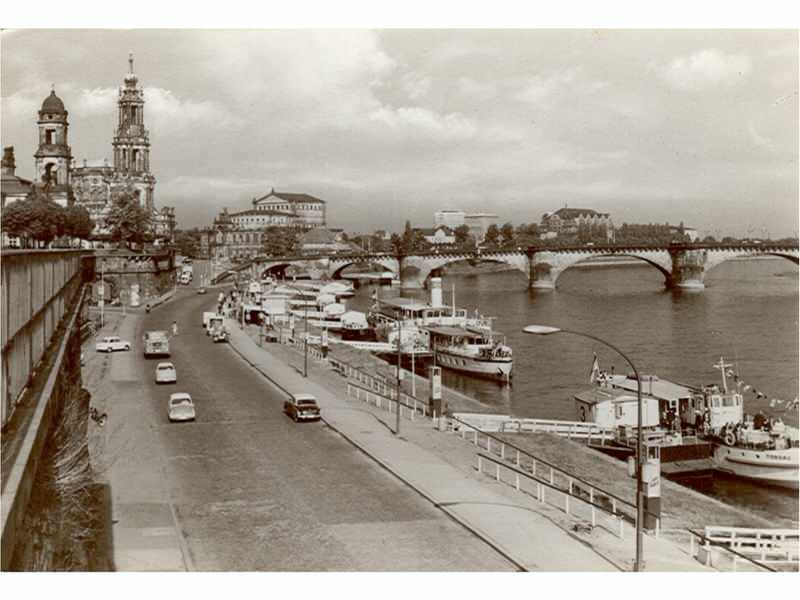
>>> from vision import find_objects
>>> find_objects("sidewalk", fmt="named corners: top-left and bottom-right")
top-left (85, 313), bottom-right (190, 571)
top-left (228, 321), bottom-right (713, 571)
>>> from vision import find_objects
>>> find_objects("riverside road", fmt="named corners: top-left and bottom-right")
top-left (121, 288), bottom-right (514, 571)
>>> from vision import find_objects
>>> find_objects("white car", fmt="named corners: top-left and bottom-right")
top-left (95, 336), bottom-right (131, 353)
top-left (155, 362), bottom-right (177, 384)
top-left (168, 393), bottom-right (195, 422)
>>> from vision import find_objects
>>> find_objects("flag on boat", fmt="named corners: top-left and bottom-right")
top-left (589, 353), bottom-right (600, 384)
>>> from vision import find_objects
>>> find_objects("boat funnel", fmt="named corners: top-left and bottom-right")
top-left (430, 277), bottom-right (443, 308)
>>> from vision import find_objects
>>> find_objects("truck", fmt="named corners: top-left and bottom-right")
top-left (203, 311), bottom-right (219, 335)
top-left (208, 316), bottom-right (228, 342)
top-left (143, 330), bottom-right (170, 358)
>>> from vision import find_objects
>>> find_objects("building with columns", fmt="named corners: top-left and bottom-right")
top-left (207, 189), bottom-right (328, 260)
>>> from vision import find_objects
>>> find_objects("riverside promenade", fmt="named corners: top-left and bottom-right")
top-left (227, 320), bottom-right (713, 571)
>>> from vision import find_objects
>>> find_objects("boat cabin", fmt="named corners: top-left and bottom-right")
top-left (678, 387), bottom-right (744, 432)
top-left (425, 325), bottom-right (495, 349)
top-left (573, 387), bottom-right (660, 429)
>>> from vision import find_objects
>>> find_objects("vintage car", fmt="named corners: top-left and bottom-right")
top-left (168, 393), bottom-right (195, 422)
top-left (284, 393), bottom-right (321, 422)
top-left (155, 362), bottom-right (177, 384)
top-left (95, 336), bottom-right (131, 353)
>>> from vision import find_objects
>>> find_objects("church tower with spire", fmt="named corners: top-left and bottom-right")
top-left (111, 52), bottom-right (156, 210)
top-left (33, 87), bottom-right (73, 206)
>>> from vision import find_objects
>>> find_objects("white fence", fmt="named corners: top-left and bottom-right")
top-left (477, 452), bottom-right (627, 539)
top-left (452, 412), bottom-right (614, 441)
top-left (702, 526), bottom-right (799, 568)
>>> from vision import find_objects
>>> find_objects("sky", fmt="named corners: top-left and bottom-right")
top-left (2, 29), bottom-right (798, 236)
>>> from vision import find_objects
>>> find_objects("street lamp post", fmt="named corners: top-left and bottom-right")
top-left (100, 258), bottom-right (106, 329)
top-left (522, 324), bottom-right (645, 572)
top-left (395, 315), bottom-right (402, 435)
top-left (283, 281), bottom-right (309, 378)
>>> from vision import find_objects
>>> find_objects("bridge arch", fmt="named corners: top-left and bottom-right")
top-left (401, 252), bottom-right (530, 288)
top-left (530, 248), bottom-right (673, 290)
top-left (701, 249), bottom-right (799, 279)
top-left (330, 256), bottom-right (399, 280)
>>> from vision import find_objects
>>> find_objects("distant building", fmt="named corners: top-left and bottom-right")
top-left (1, 147), bottom-right (34, 247)
top-left (415, 225), bottom-right (456, 247)
top-left (435, 209), bottom-right (466, 229)
top-left (208, 188), bottom-right (329, 260)
top-left (464, 213), bottom-right (498, 243)
top-left (540, 207), bottom-right (613, 240)
top-left (668, 224), bottom-right (699, 242)
top-left (298, 228), bottom-right (357, 255)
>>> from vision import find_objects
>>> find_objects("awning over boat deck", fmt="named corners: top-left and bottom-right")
top-left (609, 375), bottom-right (697, 402)
top-left (425, 325), bottom-right (501, 338)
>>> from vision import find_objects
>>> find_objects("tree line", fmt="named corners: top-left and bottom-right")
top-left (2, 186), bottom-right (156, 249)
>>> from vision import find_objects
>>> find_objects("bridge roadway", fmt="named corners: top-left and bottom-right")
top-left (223, 241), bottom-right (799, 290)
top-left (113, 287), bottom-right (514, 570)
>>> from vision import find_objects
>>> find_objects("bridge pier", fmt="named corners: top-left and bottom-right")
top-left (669, 249), bottom-right (708, 291)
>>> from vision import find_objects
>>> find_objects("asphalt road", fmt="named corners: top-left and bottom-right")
top-left (134, 284), bottom-right (514, 570)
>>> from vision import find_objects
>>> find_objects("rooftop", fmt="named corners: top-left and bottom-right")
top-left (255, 189), bottom-right (325, 205)
top-left (548, 208), bottom-right (610, 219)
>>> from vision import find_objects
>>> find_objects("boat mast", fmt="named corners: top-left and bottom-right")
top-left (713, 356), bottom-right (733, 393)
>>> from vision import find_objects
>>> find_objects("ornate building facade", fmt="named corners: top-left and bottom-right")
top-left (72, 54), bottom-right (174, 241)
top-left (206, 189), bottom-right (327, 260)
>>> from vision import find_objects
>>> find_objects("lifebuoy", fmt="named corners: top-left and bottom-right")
top-left (579, 406), bottom-right (586, 422)
top-left (724, 431), bottom-right (736, 446)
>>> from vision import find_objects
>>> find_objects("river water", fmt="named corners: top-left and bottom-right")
top-left (346, 258), bottom-right (799, 524)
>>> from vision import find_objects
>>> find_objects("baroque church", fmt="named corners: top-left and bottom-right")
top-left (5, 54), bottom-right (174, 241)
top-left (71, 53), bottom-right (174, 240)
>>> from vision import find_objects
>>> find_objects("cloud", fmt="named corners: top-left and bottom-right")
top-left (366, 105), bottom-right (477, 142)
top-left (655, 49), bottom-right (751, 91)
top-left (457, 77), bottom-right (497, 102)
top-left (401, 73), bottom-right (432, 100)
top-left (143, 87), bottom-right (244, 135)
top-left (72, 87), bottom-right (117, 117)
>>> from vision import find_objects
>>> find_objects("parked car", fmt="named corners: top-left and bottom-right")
top-left (95, 336), bottom-right (131, 353)
top-left (284, 393), bottom-right (321, 422)
top-left (168, 393), bottom-right (195, 422)
top-left (155, 362), bottom-right (177, 384)
top-left (197, 287), bottom-right (207, 295)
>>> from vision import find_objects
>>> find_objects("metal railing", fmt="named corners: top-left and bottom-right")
top-left (494, 417), bottom-right (614, 441)
top-left (346, 381), bottom-right (435, 422)
top-left (477, 452), bottom-right (627, 539)
top-left (444, 414), bottom-right (641, 525)
top-left (701, 526), bottom-right (798, 568)
top-left (672, 528), bottom-right (780, 572)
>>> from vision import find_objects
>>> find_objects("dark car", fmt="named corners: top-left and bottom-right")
top-left (284, 393), bottom-right (321, 422)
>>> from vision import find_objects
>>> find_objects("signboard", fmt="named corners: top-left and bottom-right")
top-left (321, 329), bottom-right (328, 347)
top-left (429, 366), bottom-right (442, 400)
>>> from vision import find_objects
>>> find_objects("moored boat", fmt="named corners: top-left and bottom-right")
top-left (369, 278), bottom-right (513, 383)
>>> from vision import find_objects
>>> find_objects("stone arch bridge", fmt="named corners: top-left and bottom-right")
top-left (227, 243), bottom-right (798, 291)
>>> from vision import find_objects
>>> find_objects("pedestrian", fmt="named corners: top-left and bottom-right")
top-left (172, 320), bottom-right (179, 336)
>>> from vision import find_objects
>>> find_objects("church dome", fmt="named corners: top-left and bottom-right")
top-left (41, 89), bottom-right (66, 114)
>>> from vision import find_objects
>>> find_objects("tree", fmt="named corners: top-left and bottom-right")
top-left (261, 226), bottom-right (301, 257)
top-left (514, 223), bottom-right (540, 247)
top-left (106, 189), bottom-right (153, 249)
top-left (63, 205), bottom-right (94, 240)
top-left (2, 190), bottom-right (65, 247)
top-left (483, 224), bottom-right (500, 248)
top-left (175, 229), bottom-right (201, 257)
top-left (1, 201), bottom-right (34, 246)
top-left (389, 232), bottom-right (404, 255)
top-left (454, 224), bottom-right (474, 251)
top-left (500, 222), bottom-right (515, 248)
